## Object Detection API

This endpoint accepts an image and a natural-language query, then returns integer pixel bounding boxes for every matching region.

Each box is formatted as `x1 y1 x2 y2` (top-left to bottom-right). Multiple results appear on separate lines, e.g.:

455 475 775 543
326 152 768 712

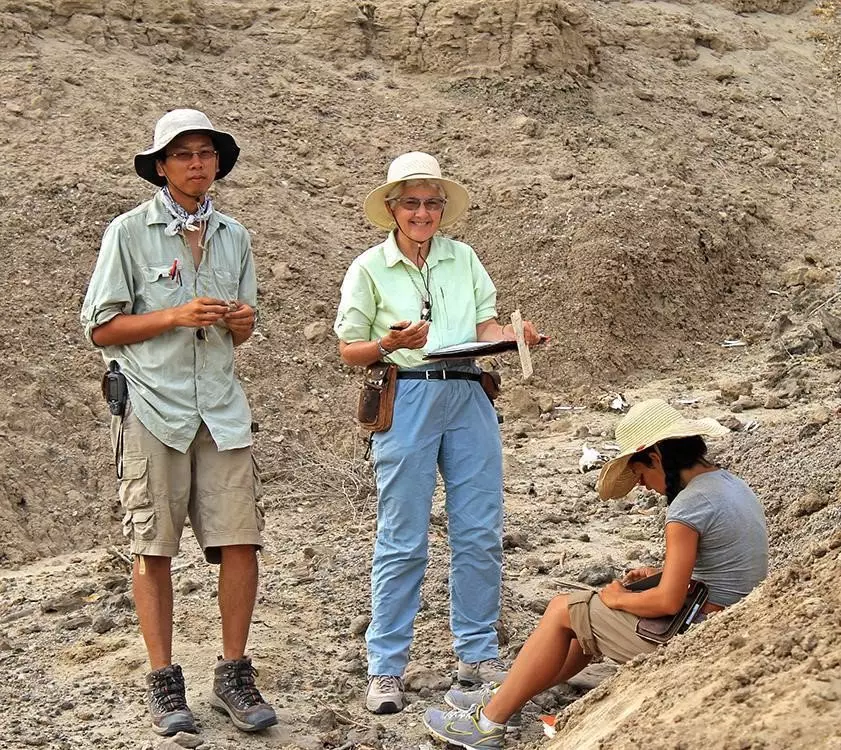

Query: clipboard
424 340 520 360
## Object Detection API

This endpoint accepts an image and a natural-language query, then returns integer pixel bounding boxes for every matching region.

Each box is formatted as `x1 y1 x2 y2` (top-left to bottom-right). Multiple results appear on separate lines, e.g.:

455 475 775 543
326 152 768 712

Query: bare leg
483 595 579 724
133 555 174 670
556 639 592 682
218 545 258 659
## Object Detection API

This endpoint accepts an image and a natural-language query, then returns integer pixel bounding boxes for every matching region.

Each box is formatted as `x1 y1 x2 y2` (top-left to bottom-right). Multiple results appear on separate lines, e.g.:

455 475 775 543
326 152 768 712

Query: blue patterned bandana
160 186 213 236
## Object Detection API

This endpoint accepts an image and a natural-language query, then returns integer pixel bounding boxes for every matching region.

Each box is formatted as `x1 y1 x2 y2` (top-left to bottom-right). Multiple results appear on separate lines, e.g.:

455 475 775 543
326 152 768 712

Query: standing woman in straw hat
334 152 540 714
423 399 768 749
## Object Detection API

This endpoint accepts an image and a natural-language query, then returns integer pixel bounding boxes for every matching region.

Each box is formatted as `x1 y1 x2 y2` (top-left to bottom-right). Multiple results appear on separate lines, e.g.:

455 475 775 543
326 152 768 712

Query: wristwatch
376 338 391 358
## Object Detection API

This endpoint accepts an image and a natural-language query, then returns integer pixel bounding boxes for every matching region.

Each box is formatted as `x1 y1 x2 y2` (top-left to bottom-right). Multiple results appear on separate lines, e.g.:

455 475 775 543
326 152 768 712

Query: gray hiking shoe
457 658 508 686
365 674 405 714
424 704 506 750
145 664 197 736
445 682 499 710
445 683 521 734
211 656 278 732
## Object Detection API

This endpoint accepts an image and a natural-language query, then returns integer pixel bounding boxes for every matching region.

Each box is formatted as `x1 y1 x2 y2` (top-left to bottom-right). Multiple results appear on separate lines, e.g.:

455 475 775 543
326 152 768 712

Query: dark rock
503 532 531 550
577 563 615 586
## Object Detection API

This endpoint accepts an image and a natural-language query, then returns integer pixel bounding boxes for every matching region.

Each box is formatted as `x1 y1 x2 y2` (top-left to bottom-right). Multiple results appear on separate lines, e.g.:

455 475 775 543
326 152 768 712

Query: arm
476 318 541 345
91 298 231 346
339 320 429 367
599 521 699 617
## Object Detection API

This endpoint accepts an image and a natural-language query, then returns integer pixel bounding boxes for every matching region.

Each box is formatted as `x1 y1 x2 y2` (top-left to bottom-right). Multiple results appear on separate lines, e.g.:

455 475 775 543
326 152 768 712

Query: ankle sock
478 710 505 731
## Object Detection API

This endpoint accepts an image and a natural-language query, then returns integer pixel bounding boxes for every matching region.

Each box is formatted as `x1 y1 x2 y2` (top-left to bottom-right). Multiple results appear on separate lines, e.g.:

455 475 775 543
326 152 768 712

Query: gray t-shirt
666 470 768 606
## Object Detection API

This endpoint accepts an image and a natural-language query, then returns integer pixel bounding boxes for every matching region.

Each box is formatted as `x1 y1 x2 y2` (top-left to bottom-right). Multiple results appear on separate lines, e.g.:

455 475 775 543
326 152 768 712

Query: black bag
626 573 710 644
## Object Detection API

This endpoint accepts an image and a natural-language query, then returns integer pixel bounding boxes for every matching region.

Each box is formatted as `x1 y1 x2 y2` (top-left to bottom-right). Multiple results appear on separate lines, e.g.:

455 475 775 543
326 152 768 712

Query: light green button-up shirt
334 231 497 368
81 191 257 453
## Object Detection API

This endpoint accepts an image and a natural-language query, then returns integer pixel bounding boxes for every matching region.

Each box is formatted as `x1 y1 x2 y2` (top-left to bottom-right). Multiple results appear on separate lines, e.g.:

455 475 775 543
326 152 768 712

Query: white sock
478 710 505 731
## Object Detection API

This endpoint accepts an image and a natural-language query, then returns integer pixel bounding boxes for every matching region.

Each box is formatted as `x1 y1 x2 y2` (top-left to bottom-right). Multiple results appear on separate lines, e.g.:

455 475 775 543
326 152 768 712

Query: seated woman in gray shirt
423 399 769 750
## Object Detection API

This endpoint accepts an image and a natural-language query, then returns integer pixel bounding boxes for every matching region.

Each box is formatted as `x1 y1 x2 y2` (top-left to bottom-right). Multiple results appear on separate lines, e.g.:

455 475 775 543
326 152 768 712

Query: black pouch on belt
480 369 502 403
101 360 128 417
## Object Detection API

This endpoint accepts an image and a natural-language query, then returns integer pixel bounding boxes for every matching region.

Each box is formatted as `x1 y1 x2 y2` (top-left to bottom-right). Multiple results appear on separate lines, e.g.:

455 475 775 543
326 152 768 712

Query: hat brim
133 128 240 187
363 177 469 230
596 418 730 500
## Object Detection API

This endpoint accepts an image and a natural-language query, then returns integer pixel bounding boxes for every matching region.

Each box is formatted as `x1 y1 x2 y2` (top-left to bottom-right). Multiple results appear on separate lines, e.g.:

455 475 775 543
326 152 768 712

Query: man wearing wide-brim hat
81 109 276 736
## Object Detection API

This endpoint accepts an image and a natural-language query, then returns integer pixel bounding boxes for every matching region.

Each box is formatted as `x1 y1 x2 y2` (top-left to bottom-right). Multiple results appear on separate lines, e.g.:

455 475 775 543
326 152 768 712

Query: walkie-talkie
102 360 128 417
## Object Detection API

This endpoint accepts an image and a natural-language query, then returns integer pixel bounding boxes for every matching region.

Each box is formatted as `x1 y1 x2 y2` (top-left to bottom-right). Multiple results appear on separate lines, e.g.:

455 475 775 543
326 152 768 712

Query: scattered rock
349 614 370 636
503 532 531 550
707 63 734 81
793 491 829 517
730 394 760 412
308 707 338 731
763 394 787 409
404 664 450 692
177 578 200 595
718 378 752 403
507 387 539 419
91 615 115 634
303 320 329 343
40 594 83 614
577 563 615 586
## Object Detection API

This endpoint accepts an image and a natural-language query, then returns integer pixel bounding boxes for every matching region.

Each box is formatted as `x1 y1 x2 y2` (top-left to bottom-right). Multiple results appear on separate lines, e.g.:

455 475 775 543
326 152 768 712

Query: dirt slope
0 0 840 748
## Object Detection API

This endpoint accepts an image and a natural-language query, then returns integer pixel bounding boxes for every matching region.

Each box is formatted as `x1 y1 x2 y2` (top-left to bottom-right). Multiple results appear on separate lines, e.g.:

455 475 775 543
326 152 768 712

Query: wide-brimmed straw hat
134 109 240 187
363 151 469 230
596 399 730 500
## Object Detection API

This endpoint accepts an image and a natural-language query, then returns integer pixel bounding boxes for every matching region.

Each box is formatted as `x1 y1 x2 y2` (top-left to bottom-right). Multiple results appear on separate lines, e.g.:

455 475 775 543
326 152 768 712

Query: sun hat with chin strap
596 399 730 500
134 108 240 187
363 151 469 230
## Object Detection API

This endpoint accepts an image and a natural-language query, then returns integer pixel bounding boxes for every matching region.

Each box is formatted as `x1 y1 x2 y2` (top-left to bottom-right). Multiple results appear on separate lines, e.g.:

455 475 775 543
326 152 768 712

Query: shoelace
222 661 264 707
482 658 506 672
443 704 482 723
149 667 188 712
372 674 403 693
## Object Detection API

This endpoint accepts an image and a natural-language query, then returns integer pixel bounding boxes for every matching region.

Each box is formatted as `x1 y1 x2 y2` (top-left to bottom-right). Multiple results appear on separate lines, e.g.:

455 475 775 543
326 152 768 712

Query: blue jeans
366 371 503 676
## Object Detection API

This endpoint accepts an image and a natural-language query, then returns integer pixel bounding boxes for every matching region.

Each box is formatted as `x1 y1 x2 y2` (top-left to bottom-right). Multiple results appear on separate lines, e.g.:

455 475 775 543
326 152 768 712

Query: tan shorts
567 590 658 663
111 404 265 563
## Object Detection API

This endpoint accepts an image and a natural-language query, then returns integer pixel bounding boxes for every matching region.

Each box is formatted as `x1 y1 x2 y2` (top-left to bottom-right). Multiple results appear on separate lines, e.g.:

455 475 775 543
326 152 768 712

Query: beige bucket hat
363 151 469 230
134 109 240 187
596 399 730 500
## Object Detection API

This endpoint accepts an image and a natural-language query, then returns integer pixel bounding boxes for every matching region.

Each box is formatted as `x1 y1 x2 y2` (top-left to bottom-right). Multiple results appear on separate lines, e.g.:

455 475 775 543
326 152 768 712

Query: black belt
397 371 481 381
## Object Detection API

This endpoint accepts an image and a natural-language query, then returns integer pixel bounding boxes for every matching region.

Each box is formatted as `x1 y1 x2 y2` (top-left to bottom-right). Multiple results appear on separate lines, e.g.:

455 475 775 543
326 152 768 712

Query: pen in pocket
168 259 182 286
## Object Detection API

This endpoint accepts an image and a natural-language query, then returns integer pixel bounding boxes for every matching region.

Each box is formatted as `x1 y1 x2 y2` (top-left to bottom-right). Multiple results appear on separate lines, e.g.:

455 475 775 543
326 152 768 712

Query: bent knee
543 594 573 629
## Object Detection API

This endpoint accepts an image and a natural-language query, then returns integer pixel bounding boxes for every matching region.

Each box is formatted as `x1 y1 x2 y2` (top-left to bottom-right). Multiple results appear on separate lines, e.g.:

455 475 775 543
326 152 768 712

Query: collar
382 230 455 270
146 190 225 238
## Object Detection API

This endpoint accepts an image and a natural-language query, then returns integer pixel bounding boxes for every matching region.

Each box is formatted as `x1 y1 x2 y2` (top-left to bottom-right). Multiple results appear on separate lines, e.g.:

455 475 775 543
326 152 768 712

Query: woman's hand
598 580 626 610
382 320 429 352
621 566 661 586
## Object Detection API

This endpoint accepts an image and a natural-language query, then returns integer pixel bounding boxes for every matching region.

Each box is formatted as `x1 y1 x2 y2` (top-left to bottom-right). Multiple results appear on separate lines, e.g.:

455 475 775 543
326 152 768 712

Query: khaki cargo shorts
111 404 265 564
567 590 658 664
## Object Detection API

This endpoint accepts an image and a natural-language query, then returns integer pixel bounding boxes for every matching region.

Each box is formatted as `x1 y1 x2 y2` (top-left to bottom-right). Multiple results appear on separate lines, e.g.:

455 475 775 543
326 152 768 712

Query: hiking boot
445 683 521 734
457 658 508 686
211 656 278 732
365 674 405 714
145 664 197 736
424 704 506 750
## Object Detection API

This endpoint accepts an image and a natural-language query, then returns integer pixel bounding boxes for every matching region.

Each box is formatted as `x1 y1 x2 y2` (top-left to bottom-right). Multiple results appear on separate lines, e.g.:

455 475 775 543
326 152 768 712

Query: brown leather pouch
479 370 501 403
357 362 398 432
634 578 709 644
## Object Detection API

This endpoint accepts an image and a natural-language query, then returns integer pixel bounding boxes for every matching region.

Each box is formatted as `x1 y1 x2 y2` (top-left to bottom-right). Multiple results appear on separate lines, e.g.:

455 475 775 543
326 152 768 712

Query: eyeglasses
391 197 447 213
164 149 218 163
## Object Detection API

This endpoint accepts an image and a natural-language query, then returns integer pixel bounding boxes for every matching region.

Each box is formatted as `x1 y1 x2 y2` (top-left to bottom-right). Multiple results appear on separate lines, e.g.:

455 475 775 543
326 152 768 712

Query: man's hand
598 580 626 609
172 297 230 328
223 301 256 337
381 320 429 352
621 567 661 586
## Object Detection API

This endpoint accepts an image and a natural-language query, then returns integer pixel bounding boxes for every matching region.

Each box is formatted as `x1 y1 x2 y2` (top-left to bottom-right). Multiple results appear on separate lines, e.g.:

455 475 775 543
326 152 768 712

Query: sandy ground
0 0 840 748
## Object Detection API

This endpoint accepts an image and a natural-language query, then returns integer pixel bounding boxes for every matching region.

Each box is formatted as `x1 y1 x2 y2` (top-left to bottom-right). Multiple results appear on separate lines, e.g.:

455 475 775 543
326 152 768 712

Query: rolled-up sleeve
80 219 134 345
471 249 497 324
334 260 377 343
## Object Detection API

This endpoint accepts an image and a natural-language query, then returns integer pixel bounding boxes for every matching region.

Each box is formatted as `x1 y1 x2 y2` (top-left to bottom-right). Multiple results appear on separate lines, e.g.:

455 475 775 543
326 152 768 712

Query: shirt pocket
209 266 239 302
142 265 186 311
